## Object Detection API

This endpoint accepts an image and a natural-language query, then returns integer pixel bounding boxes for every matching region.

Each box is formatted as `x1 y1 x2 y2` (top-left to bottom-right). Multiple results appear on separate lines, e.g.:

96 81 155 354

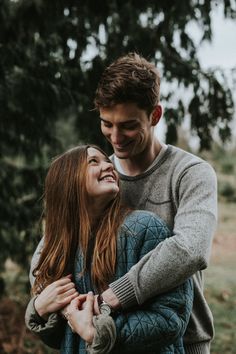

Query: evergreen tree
0 0 235 272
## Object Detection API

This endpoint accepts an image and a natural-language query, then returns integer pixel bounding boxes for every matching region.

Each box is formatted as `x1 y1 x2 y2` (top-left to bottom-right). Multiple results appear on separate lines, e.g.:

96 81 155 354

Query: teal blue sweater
60 211 193 353
25 211 193 353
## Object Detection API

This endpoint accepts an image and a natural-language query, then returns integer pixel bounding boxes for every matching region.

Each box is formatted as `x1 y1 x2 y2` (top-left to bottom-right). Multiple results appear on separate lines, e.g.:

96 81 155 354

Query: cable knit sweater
110 145 217 354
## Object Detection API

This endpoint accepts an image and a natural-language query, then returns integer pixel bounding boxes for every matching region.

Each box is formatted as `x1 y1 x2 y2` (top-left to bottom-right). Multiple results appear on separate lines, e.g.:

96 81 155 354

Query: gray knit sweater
110 145 217 354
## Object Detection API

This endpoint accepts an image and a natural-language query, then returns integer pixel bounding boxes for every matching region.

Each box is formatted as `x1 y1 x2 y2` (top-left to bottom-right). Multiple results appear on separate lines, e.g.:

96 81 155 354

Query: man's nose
111 127 124 144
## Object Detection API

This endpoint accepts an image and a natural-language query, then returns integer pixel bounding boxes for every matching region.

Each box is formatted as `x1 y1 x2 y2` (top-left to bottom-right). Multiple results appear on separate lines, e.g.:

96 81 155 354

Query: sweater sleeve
29 237 44 287
110 162 217 307
25 296 65 349
26 238 65 348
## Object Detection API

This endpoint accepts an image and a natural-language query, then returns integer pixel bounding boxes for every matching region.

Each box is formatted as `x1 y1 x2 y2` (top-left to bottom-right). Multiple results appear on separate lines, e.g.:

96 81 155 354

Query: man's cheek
136 129 145 142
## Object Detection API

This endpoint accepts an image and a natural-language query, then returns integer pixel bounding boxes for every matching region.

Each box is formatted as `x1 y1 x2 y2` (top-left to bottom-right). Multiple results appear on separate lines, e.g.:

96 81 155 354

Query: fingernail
88 291 93 295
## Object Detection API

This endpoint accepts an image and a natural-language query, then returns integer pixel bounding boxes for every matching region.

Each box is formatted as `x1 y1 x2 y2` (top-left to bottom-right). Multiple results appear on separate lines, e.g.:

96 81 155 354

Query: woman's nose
102 161 113 171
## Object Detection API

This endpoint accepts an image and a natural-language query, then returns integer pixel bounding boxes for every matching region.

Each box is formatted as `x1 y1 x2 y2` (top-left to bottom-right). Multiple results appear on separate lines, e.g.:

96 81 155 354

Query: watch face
100 303 112 316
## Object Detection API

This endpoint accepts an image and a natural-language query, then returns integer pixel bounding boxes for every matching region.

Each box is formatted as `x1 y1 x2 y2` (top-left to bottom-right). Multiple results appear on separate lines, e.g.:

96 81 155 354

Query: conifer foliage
0 0 235 272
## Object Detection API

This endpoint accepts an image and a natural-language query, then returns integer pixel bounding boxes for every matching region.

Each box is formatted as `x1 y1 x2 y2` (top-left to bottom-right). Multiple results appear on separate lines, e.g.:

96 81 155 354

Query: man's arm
103 162 217 309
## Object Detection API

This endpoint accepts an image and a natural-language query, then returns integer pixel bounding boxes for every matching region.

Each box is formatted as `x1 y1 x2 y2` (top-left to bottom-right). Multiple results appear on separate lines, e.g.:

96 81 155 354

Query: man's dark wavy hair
94 52 160 115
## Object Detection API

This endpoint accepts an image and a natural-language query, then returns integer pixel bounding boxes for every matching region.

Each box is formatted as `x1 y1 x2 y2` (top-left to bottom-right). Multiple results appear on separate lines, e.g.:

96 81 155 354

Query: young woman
25 145 193 353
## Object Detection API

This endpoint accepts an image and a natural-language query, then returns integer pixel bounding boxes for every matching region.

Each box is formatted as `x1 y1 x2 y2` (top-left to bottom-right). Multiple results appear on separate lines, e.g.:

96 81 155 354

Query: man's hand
66 292 95 344
34 275 78 320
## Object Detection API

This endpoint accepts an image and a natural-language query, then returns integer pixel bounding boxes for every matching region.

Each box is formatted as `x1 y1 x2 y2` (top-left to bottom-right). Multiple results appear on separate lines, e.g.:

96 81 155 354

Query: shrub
219 181 236 201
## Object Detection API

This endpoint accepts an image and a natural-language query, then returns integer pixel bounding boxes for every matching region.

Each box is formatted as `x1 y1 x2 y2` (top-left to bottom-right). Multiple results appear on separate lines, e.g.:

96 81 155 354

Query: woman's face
86 147 119 206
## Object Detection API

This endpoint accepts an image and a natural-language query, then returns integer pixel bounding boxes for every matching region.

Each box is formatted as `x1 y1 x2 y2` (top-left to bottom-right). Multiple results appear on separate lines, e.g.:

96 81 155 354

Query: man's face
99 103 155 159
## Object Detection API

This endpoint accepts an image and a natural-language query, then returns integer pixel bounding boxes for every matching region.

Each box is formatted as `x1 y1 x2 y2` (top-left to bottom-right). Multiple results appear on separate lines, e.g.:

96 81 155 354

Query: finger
78 294 87 301
84 292 94 310
70 296 81 307
60 288 79 301
58 282 76 294
57 288 78 302
53 277 74 287
71 292 79 299
93 295 100 315
58 291 79 307
64 288 78 297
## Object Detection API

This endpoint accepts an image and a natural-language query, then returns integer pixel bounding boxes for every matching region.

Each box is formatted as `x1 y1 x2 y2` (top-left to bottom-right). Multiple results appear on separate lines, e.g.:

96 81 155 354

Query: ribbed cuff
184 341 210 354
109 274 137 309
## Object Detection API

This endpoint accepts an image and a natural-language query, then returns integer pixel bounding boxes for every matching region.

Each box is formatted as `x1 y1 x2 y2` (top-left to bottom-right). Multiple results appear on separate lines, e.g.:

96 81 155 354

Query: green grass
204 201 236 354
205 264 236 354
217 201 236 236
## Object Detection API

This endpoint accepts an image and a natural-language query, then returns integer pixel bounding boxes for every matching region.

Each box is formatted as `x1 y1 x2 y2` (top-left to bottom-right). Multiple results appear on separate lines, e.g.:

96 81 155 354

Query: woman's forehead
87 147 106 158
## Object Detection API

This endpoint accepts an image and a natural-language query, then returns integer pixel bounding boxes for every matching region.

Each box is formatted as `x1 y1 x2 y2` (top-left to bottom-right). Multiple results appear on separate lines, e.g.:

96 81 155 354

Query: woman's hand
34 275 78 320
66 292 95 344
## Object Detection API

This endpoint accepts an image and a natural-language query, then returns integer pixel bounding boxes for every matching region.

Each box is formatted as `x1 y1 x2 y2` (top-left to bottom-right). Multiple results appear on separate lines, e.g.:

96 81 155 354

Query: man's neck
117 139 162 176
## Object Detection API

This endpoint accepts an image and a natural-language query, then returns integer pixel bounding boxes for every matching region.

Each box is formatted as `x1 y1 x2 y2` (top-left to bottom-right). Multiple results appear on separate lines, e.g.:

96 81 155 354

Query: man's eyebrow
100 117 137 123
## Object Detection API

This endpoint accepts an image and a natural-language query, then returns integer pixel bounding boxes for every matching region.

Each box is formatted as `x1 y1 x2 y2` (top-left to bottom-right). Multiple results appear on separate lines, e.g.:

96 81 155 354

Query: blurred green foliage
200 143 236 203
0 0 235 276
219 181 236 202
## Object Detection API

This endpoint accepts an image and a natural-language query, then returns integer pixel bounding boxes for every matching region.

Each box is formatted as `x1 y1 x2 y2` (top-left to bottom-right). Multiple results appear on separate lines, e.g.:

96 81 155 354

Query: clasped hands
34 275 99 344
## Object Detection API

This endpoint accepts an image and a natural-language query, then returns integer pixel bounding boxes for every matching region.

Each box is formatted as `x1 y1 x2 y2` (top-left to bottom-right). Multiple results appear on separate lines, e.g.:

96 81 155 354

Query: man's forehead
99 103 147 120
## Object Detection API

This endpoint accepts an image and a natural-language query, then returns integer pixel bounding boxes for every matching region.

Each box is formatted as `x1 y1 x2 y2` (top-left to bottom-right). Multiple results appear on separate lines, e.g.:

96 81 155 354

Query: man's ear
151 105 162 126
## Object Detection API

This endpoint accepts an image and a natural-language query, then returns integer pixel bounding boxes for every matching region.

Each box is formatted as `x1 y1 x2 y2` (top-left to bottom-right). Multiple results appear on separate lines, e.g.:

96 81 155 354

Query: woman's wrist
85 327 95 344
71 320 95 343
34 297 49 320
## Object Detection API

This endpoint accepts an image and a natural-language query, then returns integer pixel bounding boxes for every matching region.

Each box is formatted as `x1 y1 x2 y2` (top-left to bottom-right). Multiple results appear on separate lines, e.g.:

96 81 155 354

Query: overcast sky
198 5 236 70
157 4 236 146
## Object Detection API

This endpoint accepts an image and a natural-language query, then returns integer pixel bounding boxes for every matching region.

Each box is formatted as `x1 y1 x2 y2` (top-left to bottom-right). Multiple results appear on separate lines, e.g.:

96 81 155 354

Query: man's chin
115 155 128 160
114 150 129 159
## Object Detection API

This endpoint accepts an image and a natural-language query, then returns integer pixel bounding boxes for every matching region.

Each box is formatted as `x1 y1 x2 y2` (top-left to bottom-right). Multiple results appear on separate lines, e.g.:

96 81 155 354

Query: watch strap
97 294 113 313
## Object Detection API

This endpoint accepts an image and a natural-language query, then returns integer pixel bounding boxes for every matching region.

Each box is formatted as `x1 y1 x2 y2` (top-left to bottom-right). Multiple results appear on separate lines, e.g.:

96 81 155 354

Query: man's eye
102 121 112 128
123 124 137 130
125 125 136 130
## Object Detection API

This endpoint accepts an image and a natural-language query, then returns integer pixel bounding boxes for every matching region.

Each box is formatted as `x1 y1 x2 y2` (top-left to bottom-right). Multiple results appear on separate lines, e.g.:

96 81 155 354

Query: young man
94 53 217 354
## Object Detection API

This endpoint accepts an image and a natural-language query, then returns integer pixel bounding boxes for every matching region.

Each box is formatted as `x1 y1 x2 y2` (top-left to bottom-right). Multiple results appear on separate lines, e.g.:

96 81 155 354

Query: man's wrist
97 294 113 315
101 288 121 311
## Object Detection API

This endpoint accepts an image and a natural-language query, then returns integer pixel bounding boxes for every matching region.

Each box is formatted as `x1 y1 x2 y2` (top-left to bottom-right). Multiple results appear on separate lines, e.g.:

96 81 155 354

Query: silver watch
97 294 112 316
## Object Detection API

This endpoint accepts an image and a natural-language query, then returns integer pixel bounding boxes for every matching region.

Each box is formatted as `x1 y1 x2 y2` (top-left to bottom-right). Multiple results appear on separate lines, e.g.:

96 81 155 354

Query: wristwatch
97 294 113 316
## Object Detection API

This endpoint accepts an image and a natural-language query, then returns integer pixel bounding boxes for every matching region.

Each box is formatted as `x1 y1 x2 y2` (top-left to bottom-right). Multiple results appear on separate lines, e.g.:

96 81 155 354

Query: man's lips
113 141 133 150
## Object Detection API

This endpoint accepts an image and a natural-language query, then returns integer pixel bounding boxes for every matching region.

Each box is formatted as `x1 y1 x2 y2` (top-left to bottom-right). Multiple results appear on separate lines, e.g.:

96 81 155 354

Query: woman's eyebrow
87 155 98 159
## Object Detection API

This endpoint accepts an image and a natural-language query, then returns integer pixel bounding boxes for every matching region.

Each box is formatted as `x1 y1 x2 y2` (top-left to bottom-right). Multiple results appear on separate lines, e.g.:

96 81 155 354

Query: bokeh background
0 1 236 353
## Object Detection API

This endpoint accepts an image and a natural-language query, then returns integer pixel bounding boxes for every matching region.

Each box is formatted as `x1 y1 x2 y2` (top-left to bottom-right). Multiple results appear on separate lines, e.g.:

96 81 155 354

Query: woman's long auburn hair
32 144 128 293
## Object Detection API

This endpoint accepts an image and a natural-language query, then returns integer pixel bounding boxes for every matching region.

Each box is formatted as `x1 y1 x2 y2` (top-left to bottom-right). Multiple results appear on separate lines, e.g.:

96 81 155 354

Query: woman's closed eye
88 158 98 164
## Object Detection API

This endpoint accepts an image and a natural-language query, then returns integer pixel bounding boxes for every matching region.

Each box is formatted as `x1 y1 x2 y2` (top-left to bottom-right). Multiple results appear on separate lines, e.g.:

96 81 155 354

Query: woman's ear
151 105 162 126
